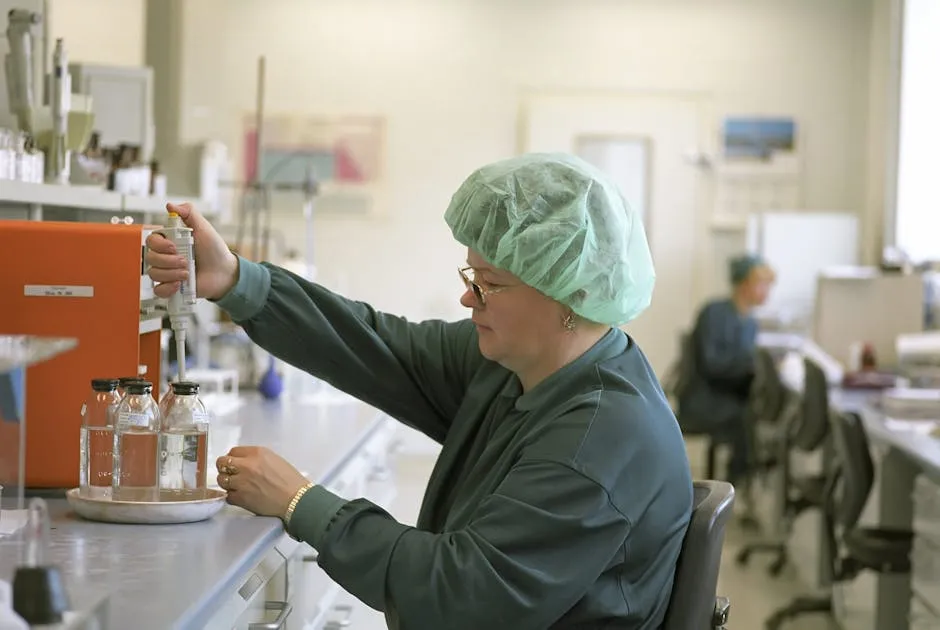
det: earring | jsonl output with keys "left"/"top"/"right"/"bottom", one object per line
{"left": 563, "top": 312, "right": 576, "bottom": 331}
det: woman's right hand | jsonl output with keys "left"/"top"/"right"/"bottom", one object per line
{"left": 145, "top": 202, "right": 240, "bottom": 301}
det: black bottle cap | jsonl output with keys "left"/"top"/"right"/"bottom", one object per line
{"left": 91, "top": 378, "right": 120, "bottom": 392}
{"left": 125, "top": 381, "right": 153, "bottom": 395}
{"left": 12, "top": 566, "right": 70, "bottom": 625}
{"left": 171, "top": 381, "right": 200, "bottom": 396}
{"left": 118, "top": 376, "right": 145, "bottom": 389}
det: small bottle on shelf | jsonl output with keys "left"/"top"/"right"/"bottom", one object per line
{"left": 160, "top": 382, "right": 210, "bottom": 497}
{"left": 112, "top": 381, "right": 161, "bottom": 502}
{"left": 79, "top": 378, "right": 120, "bottom": 499}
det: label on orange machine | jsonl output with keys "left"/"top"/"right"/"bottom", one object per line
{"left": 24, "top": 285, "right": 95, "bottom": 298}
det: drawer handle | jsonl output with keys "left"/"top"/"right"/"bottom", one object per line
{"left": 323, "top": 603, "right": 354, "bottom": 628}
{"left": 248, "top": 601, "right": 292, "bottom": 629}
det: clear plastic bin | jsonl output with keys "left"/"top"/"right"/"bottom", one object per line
{"left": 0, "top": 336, "right": 77, "bottom": 512}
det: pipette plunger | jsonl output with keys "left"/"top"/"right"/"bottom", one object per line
{"left": 157, "top": 212, "right": 197, "bottom": 382}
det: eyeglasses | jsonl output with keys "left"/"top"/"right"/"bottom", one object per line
{"left": 458, "top": 266, "right": 510, "bottom": 306}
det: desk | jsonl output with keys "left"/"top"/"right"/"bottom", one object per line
{"left": 768, "top": 341, "right": 940, "bottom": 629}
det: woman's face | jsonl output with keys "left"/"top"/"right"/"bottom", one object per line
{"left": 739, "top": 266, "right": 776, "bottom": 307}
{"left": 460, "top": 249, "right": 568, "bottom": 372}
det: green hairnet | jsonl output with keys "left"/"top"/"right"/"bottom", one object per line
{"left": 444, "top": 153, "right": 655, "bottom": 326}
{"left": 729, "top": 254, "right": 767, "bottom": 285}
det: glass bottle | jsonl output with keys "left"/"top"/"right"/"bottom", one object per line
{"left": 160, "top": 382, "right": 210, "bottom": 497}
{"left": 157, "top": 381, "right": 176, "bottom": 419}
{"left": 79, "top": 378, "right": 120, "bottom": 498}
{"left": 112, "top": 381, "right": 161, "bottom": 502}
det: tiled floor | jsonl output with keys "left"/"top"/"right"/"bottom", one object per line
{"left": 338, "top": 452, "right": 841, "bottom": 630}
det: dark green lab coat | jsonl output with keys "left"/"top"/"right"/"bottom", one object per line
{"left": 216, "top": 258, "right": 693, "bottom": 630}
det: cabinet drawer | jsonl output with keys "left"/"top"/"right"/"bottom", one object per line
{"left": 914, "top": 474, "right": 940, "bottom": 539}
{"left": 910, "top": 592, "right": 940, "bottom": 630}
{"left": 912, "top": 534, "right": 940, "bottom": 607}
{"left": 203, "top": 547, "right": 288, "bottom": 630}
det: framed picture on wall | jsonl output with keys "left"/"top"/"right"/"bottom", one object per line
{"left": 242, "top": 114, "right": 386, "bottom": 215}
{"left": 721, "top": 116, "right": 797, "bottom": 162}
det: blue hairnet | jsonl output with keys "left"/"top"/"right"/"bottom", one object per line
{"left": 444, "top": 153, "right": 655, "bottom": 326}
{"left": 729, "top": 254, "right": 767, "bottom": 285}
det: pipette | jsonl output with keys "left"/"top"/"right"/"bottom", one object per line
{"left": 156, "top": 211, "right": 197, "bottom": 382}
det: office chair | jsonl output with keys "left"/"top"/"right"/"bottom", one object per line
{"left": 744, "top": 348, "right": 789, "bottom": 477}
{"left": 764, "top": 411, "right": 913, "bottom": 629}
{"left": 663, "top": 480, "right": 735, "bottom": 630}
{"left": 736, "top": 356, "right": 830, "bottom": 576}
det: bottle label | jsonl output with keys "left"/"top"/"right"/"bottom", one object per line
{"left": 193, "top": 412, "right": 210, "bottom": 424}
{"left": 118, "top": 411, "right": 150, "bottom": 428}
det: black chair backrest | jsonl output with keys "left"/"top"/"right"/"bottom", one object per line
{"left": 755, "top": 348, "right": 786, "bottom": 424}
{"left": 663, "top": 481, "right": 736, "bottom": 630}
{"left": 792, "top": 357, "right": 830, "bottom": 451}
{"left": 829, "top": 411, "right": 875, "bottom": 530}
{"left": 664, "top": 332, "right": 696, "bottom": 403}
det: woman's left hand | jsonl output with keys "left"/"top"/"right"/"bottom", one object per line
{"left": 216, "top": 446, "right": 309, "bottom": 518}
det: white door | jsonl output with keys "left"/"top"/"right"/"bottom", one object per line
{"left": 523, "top": 92, "right": 704, "bottom": 376}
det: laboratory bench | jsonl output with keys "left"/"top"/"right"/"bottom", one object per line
{"left": 754, "top": 336, "right": 940, "bottom": 630}
{"left": 0, "top": 392, "right": 401, "bottom": 630}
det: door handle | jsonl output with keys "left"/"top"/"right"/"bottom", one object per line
{"left": 248, "top": 601, "right": 292, "bottom": 629}
{"left": 323, "top": 603, "right": 353, "bottom": 628}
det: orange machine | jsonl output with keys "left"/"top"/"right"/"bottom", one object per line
{"left": 0, "top": 220, "right": 163, "bottom": 490}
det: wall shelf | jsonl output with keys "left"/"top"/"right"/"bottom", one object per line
{"left": 0, "top": 180, "right": 212, "bottom": 217}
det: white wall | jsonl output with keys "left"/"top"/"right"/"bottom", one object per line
{"left": 47, "top": 0, "right": 145, "bottom": 67}
{"left": 157, "top": 0, "right": 880, "bottom": 325}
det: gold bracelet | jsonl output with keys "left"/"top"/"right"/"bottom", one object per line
{"left": 283, "top": 482, "right": 315, "bottom": 526}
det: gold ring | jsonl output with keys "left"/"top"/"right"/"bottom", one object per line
{"left": 224, "top": 457, "right": 238, "bottom": 475}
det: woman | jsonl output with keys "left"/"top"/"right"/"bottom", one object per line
{"left": 679, "top": 255, "right": 775, "bottom": 485}
{"left": 146, "top": 153, "right": 692, "bottom": 630}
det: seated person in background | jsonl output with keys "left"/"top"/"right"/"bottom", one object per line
{"left": 679, "top": 255, "right": 775, "bottom": 485}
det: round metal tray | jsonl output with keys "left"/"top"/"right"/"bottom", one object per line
{"left": 66, "top": 488, "right": 228, "bottom": 524}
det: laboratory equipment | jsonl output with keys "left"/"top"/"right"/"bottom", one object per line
{"left": 0, "top": 221, "right": 162, "bottom": 491}
{"left": 112, "top": 381, "right": 160, "bottom": 502}
{"left": 3, "top": 12, "right": 94, "bottom": 184}
{"left": 0, "top": 336, "right": 77, "bottom": 512}
{"left": 4, "top": 9, "right": 41, "bottom": 134}
{"left": 745, "top": 211, "right": 860, "bottom": 328}
{"left": 66, "top": 485, "right": 227, "bottom": 524}
{"left": 67, "top": 62, "right": 154, "bottom": 163}
{"left": 47, "top": 38, "right": 70, "bottom": 185}
{"left": 79, "top": 378, "right": 120, "bottom": 499}
{"left": 813, "top": 269, "right": 924, "bottom": 367}
{"left": 155, "top": 211, "right": 198, "bottom": 383}
{"left": 160, "top": 381, "right": 209, "bottom": 495}
{"left": 11, "top": 499, "right": 69, "bottom": 625}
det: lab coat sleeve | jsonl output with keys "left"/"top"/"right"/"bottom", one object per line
{"left": 214, "top": 257, "right": 480, "bottom": 442}
{"left": 289, "top": 460, "right": 630, "bottom": 630}
{"left": 694, "top": 303, "right": 755, "bottom": 383}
